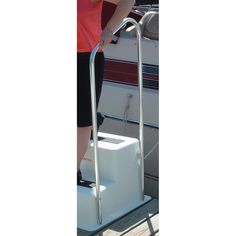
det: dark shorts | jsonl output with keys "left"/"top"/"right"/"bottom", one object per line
{"left": 77, "top": 52, "right": 105, "bottom": 127}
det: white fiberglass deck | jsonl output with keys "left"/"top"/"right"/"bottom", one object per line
{"left": 77, "top": 198, "right": 159, "bottom": 236}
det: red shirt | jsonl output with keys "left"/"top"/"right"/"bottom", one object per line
{"left": 77, "top": 0, "right": 103, "bottom": 52}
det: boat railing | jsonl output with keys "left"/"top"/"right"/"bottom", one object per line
{"left": 89, "top": 17, "right": 144, "bottom": 225}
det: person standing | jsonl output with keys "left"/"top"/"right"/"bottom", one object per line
{"left": 77, "top": 0, "right": 135, "bottom": 184}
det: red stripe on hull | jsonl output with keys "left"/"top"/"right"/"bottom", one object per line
{"left": 104, "top": 59, "right": 158, "bottom": 86}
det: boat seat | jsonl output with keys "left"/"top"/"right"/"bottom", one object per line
{"left": 141, "top": 11, "right": 159, "bottom": 40}
{"left": 124, "top": 11, "right": 159, "bottom": 40}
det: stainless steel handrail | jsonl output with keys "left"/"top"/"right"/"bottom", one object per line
{"left": 89, "top": 17, "right": 144, "bottom": 225}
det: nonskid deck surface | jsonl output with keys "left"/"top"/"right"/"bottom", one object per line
{"left": 77, "top": 198, "right": 159, "bottom": 236}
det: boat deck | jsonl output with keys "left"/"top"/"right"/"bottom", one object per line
{"left": 77, "top": 198, "right": 159, "bottom": 236}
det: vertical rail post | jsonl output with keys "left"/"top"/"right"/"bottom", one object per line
{"left": 89, "top": 44, "right": 102, "bottom": 225}
{"left": 89, "top": 17, "right": 144, "bottom": 225}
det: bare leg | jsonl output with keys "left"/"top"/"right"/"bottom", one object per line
{"left": 77, "top": 126, "right": 92, "bottom": 171}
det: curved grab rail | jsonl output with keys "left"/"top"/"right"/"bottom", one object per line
{"left": 89, "top": 17, "right": 144, "bottom": 225}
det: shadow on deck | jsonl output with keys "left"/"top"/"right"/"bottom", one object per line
{"left": 77, "top": 198, "right": 159, "bottom": 236}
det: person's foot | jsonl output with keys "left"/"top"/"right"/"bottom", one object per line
{"left": 77, "top": 170, "right": 82, "bottom": 185}
{"left": 77, "top": 170, "right": 95, "bottom": 188}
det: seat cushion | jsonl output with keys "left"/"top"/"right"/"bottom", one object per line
{"left": 141, "top": 12, "right": 159, "bottom": 40}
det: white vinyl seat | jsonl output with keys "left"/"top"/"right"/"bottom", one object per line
{"left": 124, "top": 11, "right": 159, "bottom": 40}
